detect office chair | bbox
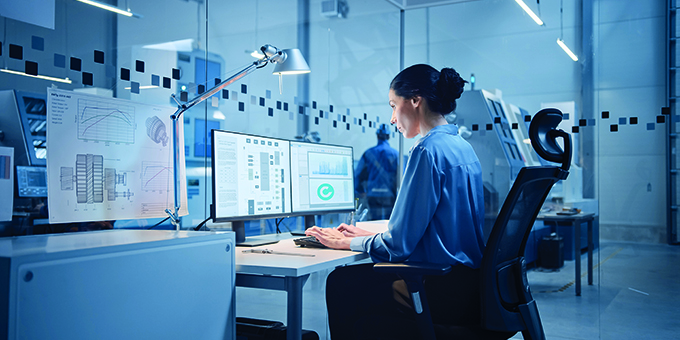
[372,108,572,340]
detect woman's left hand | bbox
[304,226,352,250]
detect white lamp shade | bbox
[273,49,310,75]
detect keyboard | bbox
[293,236,327,248]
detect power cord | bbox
[193,217,212,231]
[147,216,170,230]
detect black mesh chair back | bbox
[480,108,571,340]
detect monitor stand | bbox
[231,221,280,247]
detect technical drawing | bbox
[145,115,169,146]
[105,168,134,201]
[141,161,173,193]
[61,156,134,203]
[77,98,135,144]
[76,154,104,204]
[141,202,171,216]
[60,167,74,190]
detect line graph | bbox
[141,161,173,192]
[77,99,135,143]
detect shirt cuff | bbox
[350,236,367,252]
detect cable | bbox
[275,218,295,234]
[147,216,171,229]
[275,218,284,234]
[193,216,212,231]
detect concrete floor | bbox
[235,240,680,339]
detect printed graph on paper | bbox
[141,161,173,192]
[77,99,135,144]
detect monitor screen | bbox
[290,141,355,214]
[211,130,292,222]
[16,165,47,197]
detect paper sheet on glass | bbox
[46,88,188,224]
[0,146,14,222]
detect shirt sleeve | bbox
[355,145,441,262]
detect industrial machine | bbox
[453,89,525,237]
[0,90,47,167]
[504,102,543,166]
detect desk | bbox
[235,220,387,340]
[537,212,597,296]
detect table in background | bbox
[234,220,388,340]
[537,212,598,296]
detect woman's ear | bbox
[411,95,422,108]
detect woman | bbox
[305,64,485,339]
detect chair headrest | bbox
[529,108,572,171]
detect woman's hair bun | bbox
[437,67,467,101]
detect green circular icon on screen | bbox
[317,183,334,201]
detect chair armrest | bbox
[373,262,452,276]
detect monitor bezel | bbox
[210,129,293,223]
[15,165,48,198]
[288,140,356,216]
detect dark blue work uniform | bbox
[354,139,399,220]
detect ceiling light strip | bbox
[76,0,141,18]
[1,69,72,84]
[515,0,544,26]
[557,39,578,61]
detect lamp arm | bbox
[171,60,262,120]
[166,59,265,229]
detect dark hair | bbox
[389,64,468,115]
[376,123,390,140]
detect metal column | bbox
[668,0,679,244]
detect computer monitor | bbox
[211,129,292,245]
[289,141,355,215]
[16,165,48,197]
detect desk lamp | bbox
[166,44,310,230]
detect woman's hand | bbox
[337,223,376,237]
[304,226,352,250]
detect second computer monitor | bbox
[290,141,355,214]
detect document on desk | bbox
[46,89,188,223]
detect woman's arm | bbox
[337,223,376,237]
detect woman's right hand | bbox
[337,223,376,237]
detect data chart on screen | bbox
[290,141,354,214]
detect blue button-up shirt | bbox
[350,124,485,268]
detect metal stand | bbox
[164,45,288,230]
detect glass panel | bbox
[403,2,601,339]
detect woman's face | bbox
[389,89,419,139]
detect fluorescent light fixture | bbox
[514,0,543,26]
[124,85,159,90]
[1,69,72,84]
[557,39,578,61]
[76,0,142,18]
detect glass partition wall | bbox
[400,0,674,340]
[1,0,677,339]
